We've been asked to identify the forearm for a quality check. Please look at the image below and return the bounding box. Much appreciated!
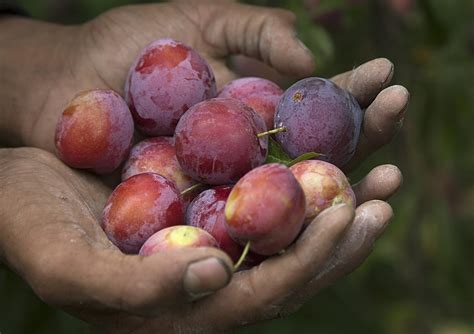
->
[0,16,78,149]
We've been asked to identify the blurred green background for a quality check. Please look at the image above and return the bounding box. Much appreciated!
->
[1,0,473,333]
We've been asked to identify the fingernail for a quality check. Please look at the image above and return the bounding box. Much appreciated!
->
[184,257,232,299]
[382,61,395,86]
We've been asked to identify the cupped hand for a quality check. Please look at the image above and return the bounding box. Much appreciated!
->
[0,146,400,333]
[0,1,409,332]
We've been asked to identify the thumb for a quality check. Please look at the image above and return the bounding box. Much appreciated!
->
[204,3,315,77]
[34,244,234,317]
[97,247,233,316]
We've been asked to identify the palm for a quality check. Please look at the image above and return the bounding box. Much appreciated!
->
[0,148,398,333]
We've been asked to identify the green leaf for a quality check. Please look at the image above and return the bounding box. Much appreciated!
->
[288,152,325,167]
[266,137,292,165]
[266,138,323,166]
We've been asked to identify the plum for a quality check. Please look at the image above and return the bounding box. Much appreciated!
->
[186,186,242,262]
[274,77,362,167]
[125,38,216,136]
[121,137,198,203]
[175,98,268,185]
[139,226,218,256]
[101,173,184,254]
[186,186,240,260]
[55,89,134,174]
[186,185,268,267]
[224,163,306,255]
[290,160,355,224]
[217,77,283,129]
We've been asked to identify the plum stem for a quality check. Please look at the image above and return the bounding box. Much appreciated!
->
[234,241,251,271]
[181,183,204,196]
[257,126,287,138]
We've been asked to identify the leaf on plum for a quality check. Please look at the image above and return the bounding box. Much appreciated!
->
[266,137,323,166]
[288,152,324,167]
[266,137,292,165]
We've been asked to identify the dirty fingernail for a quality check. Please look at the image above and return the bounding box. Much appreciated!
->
[184,257,232,299]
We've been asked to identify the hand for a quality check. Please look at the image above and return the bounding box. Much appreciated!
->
[0,1,409,332]
[1,1,315,151]
[0,2,408,167]
[0,147,399,333]
[331,58,409,171]
[0,6,409,197]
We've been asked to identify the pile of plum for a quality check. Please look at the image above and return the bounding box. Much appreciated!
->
[55,38,362,269]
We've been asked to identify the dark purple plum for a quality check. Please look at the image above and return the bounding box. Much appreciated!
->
[175,98,268,185]
[274,77,362,167]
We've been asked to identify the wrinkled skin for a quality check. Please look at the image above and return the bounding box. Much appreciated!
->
[0,1,409,333]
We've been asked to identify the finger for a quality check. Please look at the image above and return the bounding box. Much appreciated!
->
[344,85,409,170]
[331,58,394,108]
[188,204,353,329]
[308,200,393,291]
[352,164,403,205]
[205,4,315,77]
[279,200,393,313]
[29,243,233,317]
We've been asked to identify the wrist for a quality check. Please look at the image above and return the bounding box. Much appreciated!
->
[0,17,81,149]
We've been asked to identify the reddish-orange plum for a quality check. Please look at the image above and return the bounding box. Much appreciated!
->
[175,98,268,185]
[125,38,216,136]
[290,160,355,224]
[224,163,306,255]
[139,226,218,256]
[101,173,184,254]
[121,137,198,203]
[217,77,283,129]
[55,89,134,174]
